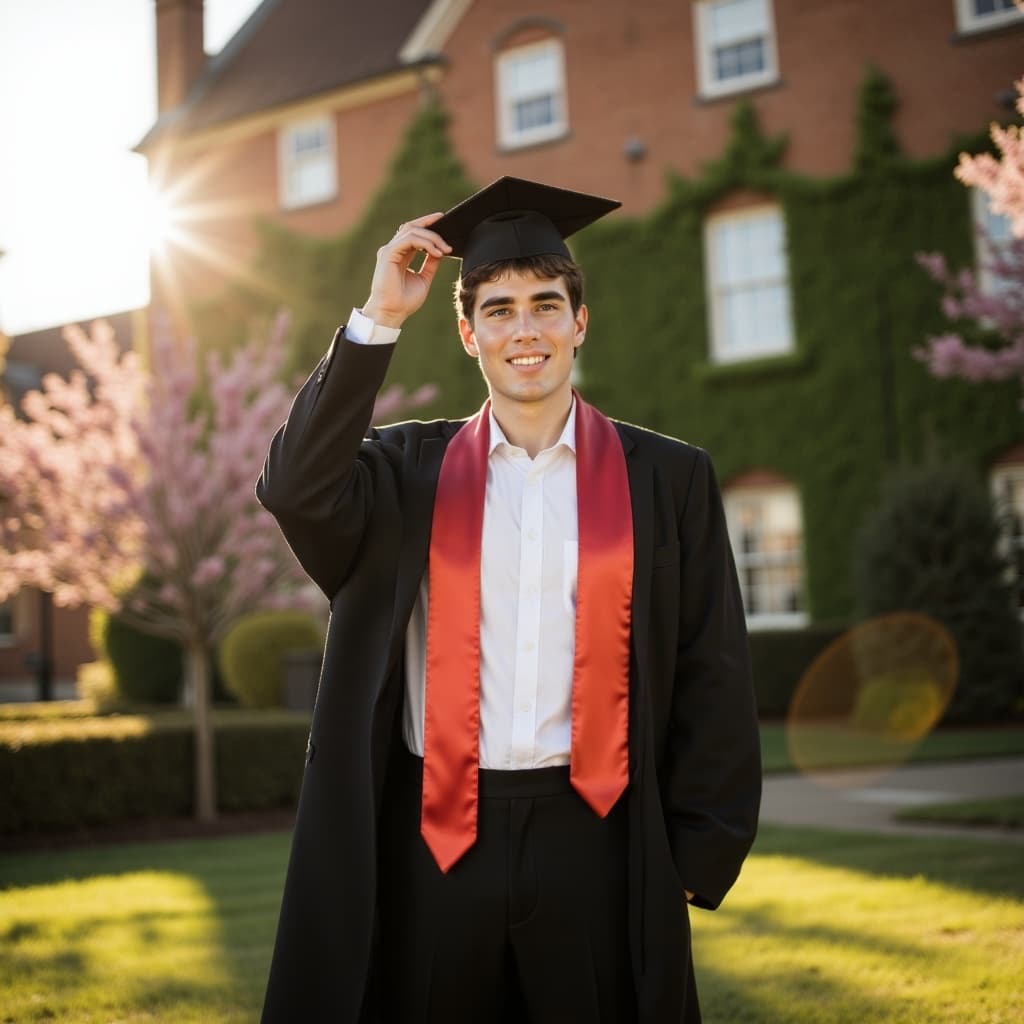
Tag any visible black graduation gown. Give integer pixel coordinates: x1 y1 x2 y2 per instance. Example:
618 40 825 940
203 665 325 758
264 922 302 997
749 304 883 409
256 332 762 1023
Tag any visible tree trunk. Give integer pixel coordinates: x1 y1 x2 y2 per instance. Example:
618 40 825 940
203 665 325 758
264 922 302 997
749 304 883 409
185 641 217 822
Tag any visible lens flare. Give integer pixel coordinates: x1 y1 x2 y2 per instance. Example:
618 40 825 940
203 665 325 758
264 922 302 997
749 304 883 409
786 612 958 782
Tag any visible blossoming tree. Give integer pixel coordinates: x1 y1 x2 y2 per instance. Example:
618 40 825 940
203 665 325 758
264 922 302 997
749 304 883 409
916 76 1024 386
0 318 435 820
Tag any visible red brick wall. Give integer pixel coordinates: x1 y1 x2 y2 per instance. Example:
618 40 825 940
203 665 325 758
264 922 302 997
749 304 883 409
436 0 1022 215
151 88 423 312
0 590 93 689
150 0 1023 317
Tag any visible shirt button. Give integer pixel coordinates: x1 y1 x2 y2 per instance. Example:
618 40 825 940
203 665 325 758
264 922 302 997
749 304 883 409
523 640 536 652
519 702 532 713
527 528 538 541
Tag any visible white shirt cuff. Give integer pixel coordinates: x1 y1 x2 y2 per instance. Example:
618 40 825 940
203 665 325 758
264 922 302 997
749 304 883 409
344 307 401 346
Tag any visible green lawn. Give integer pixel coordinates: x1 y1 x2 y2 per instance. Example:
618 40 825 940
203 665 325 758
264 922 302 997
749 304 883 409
2 825 1023 1022
895 794 1024 830
760 722 1024 774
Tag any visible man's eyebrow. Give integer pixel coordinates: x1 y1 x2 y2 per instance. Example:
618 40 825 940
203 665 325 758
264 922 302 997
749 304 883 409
478 290 567 311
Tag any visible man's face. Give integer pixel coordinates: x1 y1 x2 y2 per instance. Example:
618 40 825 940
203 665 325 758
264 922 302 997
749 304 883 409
458 270 588 411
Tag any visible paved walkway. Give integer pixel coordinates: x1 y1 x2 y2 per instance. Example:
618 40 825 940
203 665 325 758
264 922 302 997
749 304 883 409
760 756 1024 843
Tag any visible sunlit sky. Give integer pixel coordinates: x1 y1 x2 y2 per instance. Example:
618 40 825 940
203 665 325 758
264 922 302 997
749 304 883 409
0 0 262 336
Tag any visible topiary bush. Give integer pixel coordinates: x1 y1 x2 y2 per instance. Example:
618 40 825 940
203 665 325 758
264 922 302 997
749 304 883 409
218 611 324 709
855 463 1024 722
90 606 182 705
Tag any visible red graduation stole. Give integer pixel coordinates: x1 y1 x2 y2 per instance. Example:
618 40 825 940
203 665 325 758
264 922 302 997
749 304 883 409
422 394 633 872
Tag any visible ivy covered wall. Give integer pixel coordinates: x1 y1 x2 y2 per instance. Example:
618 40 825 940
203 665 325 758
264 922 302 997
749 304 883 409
204 70 1022 624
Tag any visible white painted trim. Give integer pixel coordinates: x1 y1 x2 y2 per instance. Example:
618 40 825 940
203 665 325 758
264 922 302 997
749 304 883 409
954 0 1024 34
494 37 569 151
970 186 1015 299
277 115 338 211
990 460 1024 619
693 0 780 100
703 203 794 365
745 611 809 631
400 0 474 63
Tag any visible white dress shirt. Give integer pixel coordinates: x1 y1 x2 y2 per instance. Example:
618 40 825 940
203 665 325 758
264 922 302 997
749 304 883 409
345 310 579 769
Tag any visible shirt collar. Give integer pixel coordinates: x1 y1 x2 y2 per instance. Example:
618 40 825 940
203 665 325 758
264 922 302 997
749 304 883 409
488 397 577 457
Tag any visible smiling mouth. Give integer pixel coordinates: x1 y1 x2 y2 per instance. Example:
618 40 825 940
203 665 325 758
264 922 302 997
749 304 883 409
509 355 548 366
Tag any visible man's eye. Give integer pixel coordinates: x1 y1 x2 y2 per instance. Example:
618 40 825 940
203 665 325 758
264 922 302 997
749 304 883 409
489 308 510 317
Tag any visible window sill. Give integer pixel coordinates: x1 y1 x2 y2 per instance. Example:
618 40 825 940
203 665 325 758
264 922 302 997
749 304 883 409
695 75 784 106
745 613 809 631
693 348 812 383
951 18 1024 43
279 191 340 214
497 128 571 155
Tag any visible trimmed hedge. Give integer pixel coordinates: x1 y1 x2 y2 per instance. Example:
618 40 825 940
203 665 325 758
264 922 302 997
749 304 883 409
748 624 847 718
0 710 310 835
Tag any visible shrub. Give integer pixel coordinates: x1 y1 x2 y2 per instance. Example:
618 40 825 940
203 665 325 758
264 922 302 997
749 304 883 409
218 611 323 709
0 710 309 835
855 464 1024 723
75 660 118 710
748 624 847 718
91 607 182 705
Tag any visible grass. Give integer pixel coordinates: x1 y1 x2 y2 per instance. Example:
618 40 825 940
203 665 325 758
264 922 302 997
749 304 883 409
895 794 1024 830
0 832 289 1023
692 825 1024 1023
760 721 1024 774
2 826 1023 1022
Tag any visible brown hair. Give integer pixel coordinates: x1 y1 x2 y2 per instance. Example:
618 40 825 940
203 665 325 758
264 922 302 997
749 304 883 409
454 253 585 323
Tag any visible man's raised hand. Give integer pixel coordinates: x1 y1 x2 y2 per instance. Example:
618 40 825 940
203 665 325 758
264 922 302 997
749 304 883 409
361 213 452 330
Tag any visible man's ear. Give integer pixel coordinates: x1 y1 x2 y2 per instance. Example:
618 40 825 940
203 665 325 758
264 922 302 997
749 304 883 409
458 317 478 358
573 303 589 353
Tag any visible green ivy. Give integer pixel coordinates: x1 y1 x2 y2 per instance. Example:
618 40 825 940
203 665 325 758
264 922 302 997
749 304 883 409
205 71 1021 623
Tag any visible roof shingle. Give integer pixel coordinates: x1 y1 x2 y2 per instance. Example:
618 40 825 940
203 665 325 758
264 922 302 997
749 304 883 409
139 0 436 149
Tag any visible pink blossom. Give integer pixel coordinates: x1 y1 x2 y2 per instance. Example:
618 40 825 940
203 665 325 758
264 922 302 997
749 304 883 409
0 314 437 650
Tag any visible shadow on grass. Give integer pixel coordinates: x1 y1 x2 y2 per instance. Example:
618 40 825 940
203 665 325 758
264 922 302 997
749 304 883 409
0 832 293 1022
753 824 1024 901
695 959 905 1024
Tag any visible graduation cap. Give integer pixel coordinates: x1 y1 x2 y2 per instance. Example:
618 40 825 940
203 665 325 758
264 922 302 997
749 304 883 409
434 176 620 274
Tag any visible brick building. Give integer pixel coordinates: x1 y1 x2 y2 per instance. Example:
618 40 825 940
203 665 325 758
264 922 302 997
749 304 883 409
137 0 1023 637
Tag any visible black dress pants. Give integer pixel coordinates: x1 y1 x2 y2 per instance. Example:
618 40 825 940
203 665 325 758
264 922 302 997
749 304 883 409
378 747 638 1023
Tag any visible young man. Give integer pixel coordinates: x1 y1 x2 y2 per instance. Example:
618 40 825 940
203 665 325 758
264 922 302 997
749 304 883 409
257 177 761 1023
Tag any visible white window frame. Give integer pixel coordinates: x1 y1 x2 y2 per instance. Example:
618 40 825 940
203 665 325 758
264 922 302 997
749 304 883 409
495 37 569 150
991 461 1024 618
693 0 780 100
704 203 795 364
278 115 337 211
954 0 1024 34
971 187 1015 298
724 483 808 630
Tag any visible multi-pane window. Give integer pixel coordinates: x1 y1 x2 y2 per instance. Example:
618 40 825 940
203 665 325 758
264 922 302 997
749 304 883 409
955 0 1024 33
971 188 1015 297
704 205 795 363
724 483 806 628
694 0 779 99
279 116 337 210
495 39 568 149
991 461 1024 616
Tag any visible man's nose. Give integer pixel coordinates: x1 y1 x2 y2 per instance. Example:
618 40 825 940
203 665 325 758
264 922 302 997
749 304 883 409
512 310 539 340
